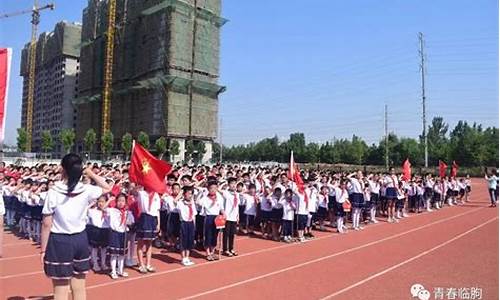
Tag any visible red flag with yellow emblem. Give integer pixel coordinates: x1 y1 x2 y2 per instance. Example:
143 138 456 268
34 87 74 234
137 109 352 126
129 140 172 194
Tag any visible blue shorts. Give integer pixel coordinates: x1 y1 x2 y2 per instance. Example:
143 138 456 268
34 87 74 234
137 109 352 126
204 215 218 248
180 221 195 251
136 213 158 241
167 212 181 238
350 193 365 209
297 214 308 230
386 188 398 200
44 231 91 279
86 225 109 248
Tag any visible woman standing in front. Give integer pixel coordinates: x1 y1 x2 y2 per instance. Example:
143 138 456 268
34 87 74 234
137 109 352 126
40 154 111 300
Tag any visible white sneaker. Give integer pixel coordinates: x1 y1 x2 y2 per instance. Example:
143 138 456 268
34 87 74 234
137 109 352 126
372 219 379 224
387 218 393 223
354 227 360 231
93 265 101 272
402 213 409 218
182 258 189 266
110 272 119 279
119 272 129 277
186 259 195 266
394 218 400 223
299 237 306 243
358 226 365 230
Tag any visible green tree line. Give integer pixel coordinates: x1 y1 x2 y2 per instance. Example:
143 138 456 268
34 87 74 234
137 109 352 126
218 117 499 167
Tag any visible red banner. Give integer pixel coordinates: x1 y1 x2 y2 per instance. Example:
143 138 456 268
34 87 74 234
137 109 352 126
0 48 12 147
402 158 411 181
439 160 448 178
129 141 172 194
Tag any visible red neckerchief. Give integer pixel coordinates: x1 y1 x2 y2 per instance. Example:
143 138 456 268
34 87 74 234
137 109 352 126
119 207 127 225
100 209 107 221
186 200 193 221
322 192 328 204
390 175 399 192
303 190 309 207
208 193 217 207
287 197 295 209
232 191 238 209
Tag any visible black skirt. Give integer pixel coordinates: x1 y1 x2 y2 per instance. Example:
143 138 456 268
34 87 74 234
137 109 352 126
136 213 158 240
86 225 109 248
44 231 91 279
108 230 127 256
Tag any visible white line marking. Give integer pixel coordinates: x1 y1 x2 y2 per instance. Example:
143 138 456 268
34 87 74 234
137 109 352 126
171 207 486 299
320 216 499 299
0 207 481 282
0 254 39 261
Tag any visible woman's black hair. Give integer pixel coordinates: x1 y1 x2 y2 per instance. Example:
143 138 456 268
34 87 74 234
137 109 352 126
61 153 83 194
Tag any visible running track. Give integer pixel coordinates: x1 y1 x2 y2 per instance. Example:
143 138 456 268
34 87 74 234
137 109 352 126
1 179 498 300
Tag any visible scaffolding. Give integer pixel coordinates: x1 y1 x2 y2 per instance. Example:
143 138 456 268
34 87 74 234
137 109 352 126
75 0 226 145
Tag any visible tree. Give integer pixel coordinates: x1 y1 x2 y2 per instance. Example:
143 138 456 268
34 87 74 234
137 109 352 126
137 131 150 149
41 130 54 157
169 140 180 162
424 117 450 165
155 136 167 159
101 130 114 160
17 128 28 152
121 133 133 160
185 140 206 164
84 128 97 160
59 128 76 154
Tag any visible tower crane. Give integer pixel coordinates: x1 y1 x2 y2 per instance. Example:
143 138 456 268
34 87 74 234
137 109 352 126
0 1 55 152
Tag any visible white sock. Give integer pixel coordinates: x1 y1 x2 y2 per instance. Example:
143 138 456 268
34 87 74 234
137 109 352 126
117 256 125 274
110 255 117 274
91 248 99 267
370 207 376 221
336 217 343 231
100 248 107 268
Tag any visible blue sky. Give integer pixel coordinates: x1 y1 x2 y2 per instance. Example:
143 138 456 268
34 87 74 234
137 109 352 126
0 0 498 146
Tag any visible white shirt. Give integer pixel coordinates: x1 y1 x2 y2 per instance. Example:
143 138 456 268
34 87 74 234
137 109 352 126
177 199 197 222
0 196 4 215
87 207 110 228
306 187 318 213
294 192 308 215
243 193 259 216
108 207 134 233
43 182 103 234
335 187 349 203
348 178 364 194
222 190 239 222
271 195 283 209
385 175 399 188
163 194 179 213
199 192 225 216
368 180 380 194
137 190 161 217
317 193 328 208
260 194 274 212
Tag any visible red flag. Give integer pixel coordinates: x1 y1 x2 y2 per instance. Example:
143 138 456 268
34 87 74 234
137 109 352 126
402 158 411 181
439 160 448 178
289 151 305 193
0 48 12 146
129 141 172 194
450 161 459 177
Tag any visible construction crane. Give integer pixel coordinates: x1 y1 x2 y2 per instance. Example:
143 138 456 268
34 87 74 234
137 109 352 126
101 0 117 141
0 1 55 152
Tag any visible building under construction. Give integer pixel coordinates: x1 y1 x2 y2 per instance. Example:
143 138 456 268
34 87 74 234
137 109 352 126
76 0 226 161
20 21 81 155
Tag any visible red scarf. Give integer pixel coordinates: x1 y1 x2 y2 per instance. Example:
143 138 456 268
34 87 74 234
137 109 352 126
100 209 107 221
119 207 127 225
303 190 309 207
187 201 193 221
232 191 238 209
208 193 217 207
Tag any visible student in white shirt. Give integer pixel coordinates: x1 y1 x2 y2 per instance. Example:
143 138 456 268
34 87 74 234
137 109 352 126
335 180 350 234
165 183 182 249
304 181 318 239
270 187 283 241
279 189 296 243
177 186 197 266
107 193 134 279
259 186 274 239
40 154 111 300
135 188 161 273
221 177 240 256
347 171 365 231
384 168 399 223
87 195 111 272
198 181 225 261
243 184 259 235
316 185 329 231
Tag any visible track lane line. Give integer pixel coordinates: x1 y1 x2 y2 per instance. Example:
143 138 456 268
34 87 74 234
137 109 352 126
319 216 499 299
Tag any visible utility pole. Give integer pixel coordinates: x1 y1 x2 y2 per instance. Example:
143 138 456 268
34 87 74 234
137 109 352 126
419 32 428 167
385 104 389 170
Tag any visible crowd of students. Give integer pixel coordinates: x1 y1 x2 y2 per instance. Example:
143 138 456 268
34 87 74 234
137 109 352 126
1 154 497 299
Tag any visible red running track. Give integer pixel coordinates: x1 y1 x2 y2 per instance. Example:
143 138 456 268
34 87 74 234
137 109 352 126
0 179 498 300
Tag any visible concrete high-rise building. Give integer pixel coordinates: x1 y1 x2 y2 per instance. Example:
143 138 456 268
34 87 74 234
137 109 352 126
20 21 82 155
76 0 226 162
